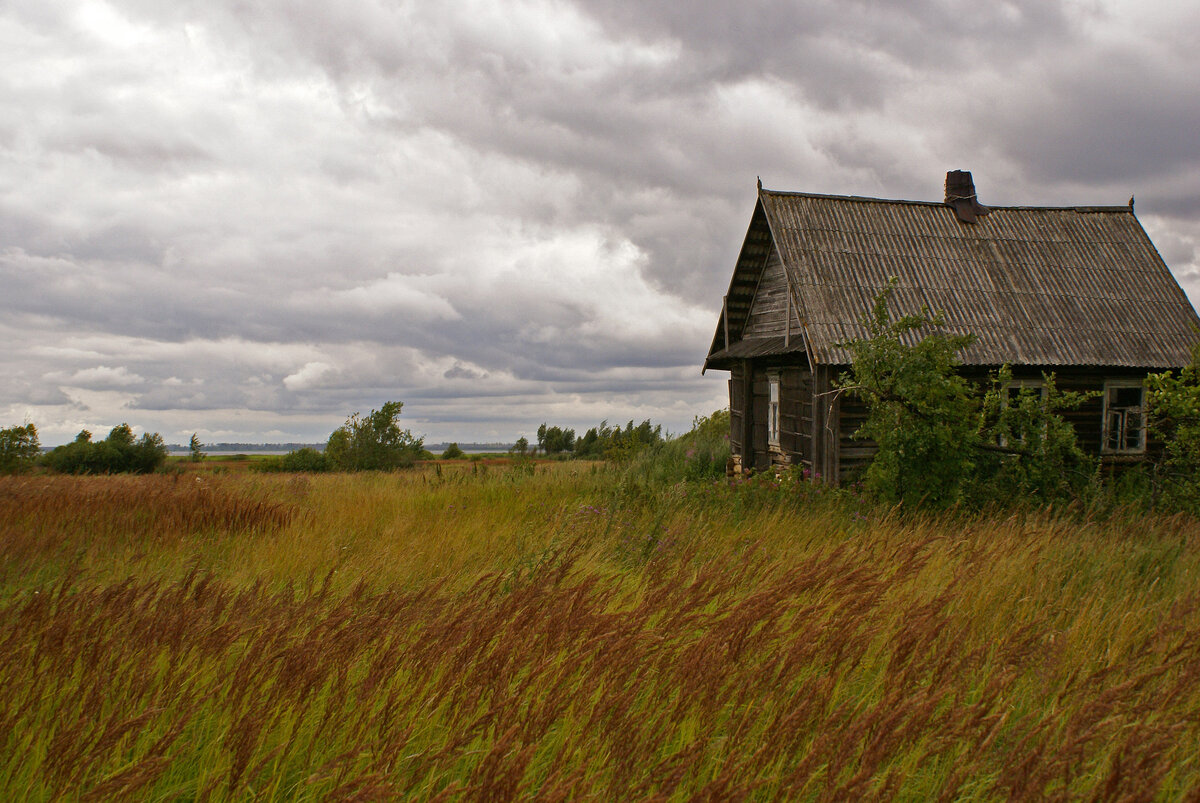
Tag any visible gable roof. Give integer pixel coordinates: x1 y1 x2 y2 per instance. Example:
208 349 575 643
705 184 1200 371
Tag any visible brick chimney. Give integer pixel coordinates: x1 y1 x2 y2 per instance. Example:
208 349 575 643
945 170 990 224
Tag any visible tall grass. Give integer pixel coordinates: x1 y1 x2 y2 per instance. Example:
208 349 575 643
2 465 1199 799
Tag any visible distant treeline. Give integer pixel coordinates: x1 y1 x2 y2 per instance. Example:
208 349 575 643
164 442 325 453
424 443 513 453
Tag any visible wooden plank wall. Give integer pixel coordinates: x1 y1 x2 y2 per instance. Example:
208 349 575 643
837 391 875 483
999 367 1163 460
735 361 1160 481
811 366 840 481
729 366 744 457
780 366 812 467
742 250 801 339
751 372 770 470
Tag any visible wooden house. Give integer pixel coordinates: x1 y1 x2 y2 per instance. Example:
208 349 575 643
703 171 1200 482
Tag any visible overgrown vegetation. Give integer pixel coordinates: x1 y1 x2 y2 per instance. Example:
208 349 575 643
840 282 1097 509
260 401 428 473
41 424 168 475
325 401 428 470
188 433 205 462
0 422 39 474
1147 342 1200 512
3 465 1199 800
534 418 667 460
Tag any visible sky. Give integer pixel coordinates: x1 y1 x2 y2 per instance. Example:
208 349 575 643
4 0 1200 446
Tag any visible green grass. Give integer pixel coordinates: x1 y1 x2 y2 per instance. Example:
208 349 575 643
1 465 1199 799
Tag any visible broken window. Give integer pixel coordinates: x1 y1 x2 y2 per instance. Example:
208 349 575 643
1102 381 1145 454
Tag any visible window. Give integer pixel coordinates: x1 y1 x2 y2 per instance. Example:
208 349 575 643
767 375 780 446
1102 381 1145 454
1003 379 1047 407
999 380 1046 447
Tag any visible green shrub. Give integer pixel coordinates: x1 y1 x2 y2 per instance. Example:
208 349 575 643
839 282 977 508
968 367 1096 506
1145 344 1200 510
441 443 466 460
255 447 330 473
841 281 1098 510
615 410 730 489
42 425 167 475
0 422 40 474
325 401 424 471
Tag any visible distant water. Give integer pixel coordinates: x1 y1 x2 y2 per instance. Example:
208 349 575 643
167 449 295 457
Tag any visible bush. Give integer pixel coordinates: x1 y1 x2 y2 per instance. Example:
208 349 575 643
536 424 574 455
441 443 466 460
42 425 168 474
324 401 425 471
1146 343 1200 511
573 419 665 462
0 422 40 474
969 367 1096 505
255 447 330 473
841 281 1096 509
283 447 329 472
839 282 977 507
616 410 731 488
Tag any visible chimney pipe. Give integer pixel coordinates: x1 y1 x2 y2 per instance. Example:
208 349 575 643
945 170 990 224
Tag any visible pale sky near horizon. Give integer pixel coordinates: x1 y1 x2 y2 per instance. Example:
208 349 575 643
5 0 1200 445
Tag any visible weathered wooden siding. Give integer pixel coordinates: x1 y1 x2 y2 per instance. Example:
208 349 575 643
1000 367 1161 461
750 372 771 470
741 249 802 340
733 360 1161 482
728 370 743 457
779 366 812 465
837 392 874 483
811 365 840 482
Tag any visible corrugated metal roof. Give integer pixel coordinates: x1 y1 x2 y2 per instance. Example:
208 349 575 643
748 189 1200 368
706 335 806 368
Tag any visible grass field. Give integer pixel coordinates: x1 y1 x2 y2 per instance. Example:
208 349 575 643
2 463 1199 800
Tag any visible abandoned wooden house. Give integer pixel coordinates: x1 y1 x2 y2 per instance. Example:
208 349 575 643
703 171 1200 482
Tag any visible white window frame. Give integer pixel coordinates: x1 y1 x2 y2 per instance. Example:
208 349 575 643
1102 380 1146 455
767 374 780 447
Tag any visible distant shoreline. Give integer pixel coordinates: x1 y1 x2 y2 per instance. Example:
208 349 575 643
161 442 515 456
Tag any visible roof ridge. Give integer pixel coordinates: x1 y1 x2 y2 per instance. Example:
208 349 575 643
759 187 1133 213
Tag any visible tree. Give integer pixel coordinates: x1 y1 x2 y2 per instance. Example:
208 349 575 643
972 366 1095 504
536 424 575 455
441 443 465 460
839 282 977 507
325 401 425 471
1146 343 1200 509
0 422 40 474
510 436 529 456
42 424 167 474
189 433 205 462
842 281 1095 508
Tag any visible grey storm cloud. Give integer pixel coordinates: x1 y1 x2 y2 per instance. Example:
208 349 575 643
3 0 1200 444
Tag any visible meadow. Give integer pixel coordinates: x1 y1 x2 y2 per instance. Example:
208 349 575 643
2 462 1199 800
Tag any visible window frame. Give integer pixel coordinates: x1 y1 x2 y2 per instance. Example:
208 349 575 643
998 379 1047 447
767 373 781 447
1101 379 1146 455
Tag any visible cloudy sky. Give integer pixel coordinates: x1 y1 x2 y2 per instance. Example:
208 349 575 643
4 0 1200 446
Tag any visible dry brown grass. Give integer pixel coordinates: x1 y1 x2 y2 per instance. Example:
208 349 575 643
2 469 1199 800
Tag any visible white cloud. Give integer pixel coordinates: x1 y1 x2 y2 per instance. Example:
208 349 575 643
3 0 1198 444
53 364 145 389
283 361 334 391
